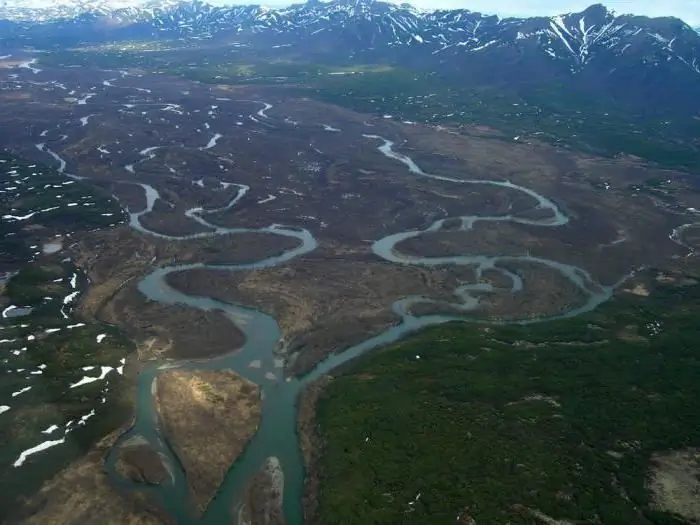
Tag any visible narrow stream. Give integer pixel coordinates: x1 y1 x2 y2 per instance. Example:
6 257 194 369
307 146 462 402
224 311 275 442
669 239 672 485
37 114 624 525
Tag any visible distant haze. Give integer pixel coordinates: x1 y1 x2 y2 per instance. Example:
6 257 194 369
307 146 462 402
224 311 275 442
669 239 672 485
208 0 700 25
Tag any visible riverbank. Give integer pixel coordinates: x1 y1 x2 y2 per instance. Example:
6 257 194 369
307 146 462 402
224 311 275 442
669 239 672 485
115 439 169 486
297 377 331 525
0 152 145 522
74 226 250 361
310 266 700 524
155 369 261 515
14 422 175 525
239 456 285 525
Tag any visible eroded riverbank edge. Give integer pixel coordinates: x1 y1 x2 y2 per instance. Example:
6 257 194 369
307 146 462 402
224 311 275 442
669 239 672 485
297 377 332 525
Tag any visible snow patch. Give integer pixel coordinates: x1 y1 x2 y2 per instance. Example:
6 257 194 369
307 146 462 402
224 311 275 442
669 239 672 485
14 438 66 467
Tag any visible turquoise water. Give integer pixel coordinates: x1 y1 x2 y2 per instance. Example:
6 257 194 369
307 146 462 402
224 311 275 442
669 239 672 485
39 132 622 525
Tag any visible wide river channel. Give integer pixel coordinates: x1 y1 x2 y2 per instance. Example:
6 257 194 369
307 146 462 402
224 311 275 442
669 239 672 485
39 120 622 525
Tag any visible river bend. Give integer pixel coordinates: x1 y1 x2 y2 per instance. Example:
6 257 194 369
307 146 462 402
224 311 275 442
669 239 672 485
36 102 624 525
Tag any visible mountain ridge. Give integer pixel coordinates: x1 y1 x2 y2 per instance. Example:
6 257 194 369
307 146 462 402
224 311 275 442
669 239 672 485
0 0 698 27
1 1 699 117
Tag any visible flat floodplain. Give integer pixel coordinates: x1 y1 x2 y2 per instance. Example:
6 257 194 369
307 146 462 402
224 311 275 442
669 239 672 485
1 55 700 524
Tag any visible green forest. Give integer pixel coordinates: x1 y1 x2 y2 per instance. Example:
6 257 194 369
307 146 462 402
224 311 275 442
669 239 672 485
314 271 700 524
0 155 133 520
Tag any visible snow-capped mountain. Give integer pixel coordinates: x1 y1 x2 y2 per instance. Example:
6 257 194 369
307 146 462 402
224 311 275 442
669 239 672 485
2 1 697 71
1 1 699 114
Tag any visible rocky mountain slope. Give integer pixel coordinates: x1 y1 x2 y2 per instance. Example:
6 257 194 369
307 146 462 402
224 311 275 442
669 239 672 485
1 1 699 114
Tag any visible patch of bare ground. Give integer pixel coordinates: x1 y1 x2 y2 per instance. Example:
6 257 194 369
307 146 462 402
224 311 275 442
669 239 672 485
616 324 649 342
396 216 676 290
186 232 300 265
111 181 149 210
648 448 700 523
11 427 174 525
260 95 386 138
617 270 691 303
455 507 478 524
298 377 331 525
506 394 562 408
139 207 212 237
656 272 678 284
95 270 245 360
165 250 470 374
463 124 505 137
399 118 690 207
624 283 650 296
655 259 700 284
72 228 156 318
155 370 261 515
384 122 683 261
75 226 300 280
512 505 577 524
115 442 168 486
656 272 699 286
5 69 687 289
410 260 590 321
395 221 626 284
486 261 591 319
238 457 285 525
75 227 310 360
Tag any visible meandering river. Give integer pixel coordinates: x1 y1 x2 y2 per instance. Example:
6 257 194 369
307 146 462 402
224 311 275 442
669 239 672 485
37 107 624 525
